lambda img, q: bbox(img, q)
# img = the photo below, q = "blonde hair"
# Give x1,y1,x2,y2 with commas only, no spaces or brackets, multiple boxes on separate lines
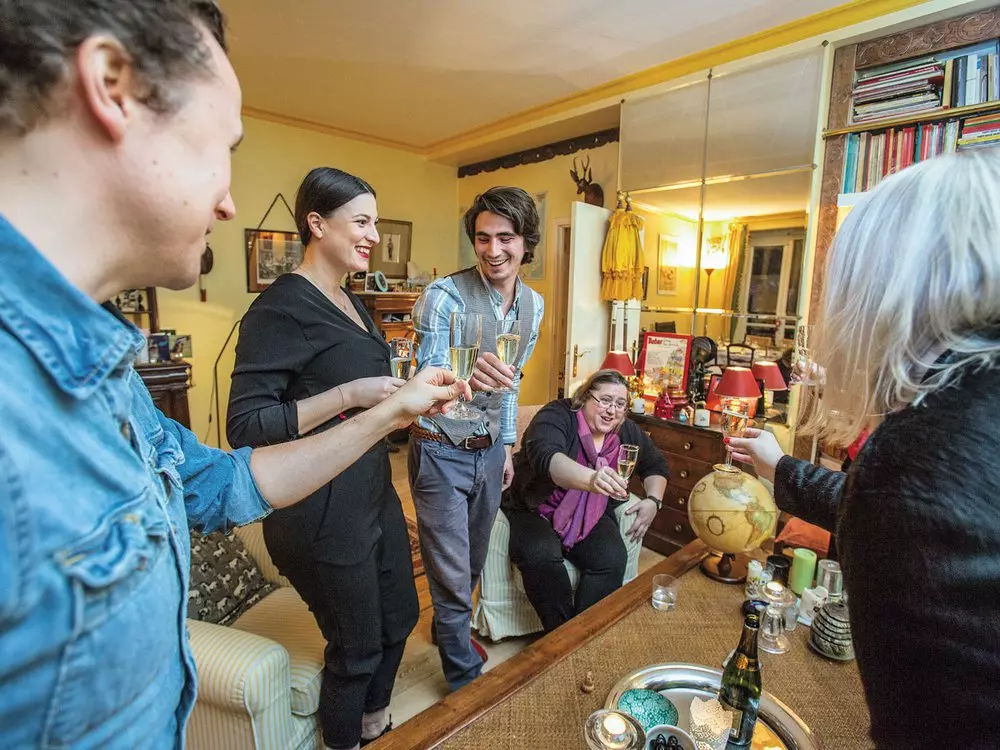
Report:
808,149,1000,444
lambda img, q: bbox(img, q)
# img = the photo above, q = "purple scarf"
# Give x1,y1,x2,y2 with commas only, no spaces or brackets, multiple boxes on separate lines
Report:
538,410,622,549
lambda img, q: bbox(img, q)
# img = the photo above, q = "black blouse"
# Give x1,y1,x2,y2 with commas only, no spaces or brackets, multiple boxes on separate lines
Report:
227,273,398,565
502,399,670,514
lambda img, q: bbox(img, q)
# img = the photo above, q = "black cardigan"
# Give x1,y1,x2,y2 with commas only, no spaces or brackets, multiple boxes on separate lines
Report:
773,358,1000,749
502,399,669,514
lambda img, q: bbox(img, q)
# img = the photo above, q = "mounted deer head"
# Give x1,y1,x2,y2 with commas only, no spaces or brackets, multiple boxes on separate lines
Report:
570,155,605,207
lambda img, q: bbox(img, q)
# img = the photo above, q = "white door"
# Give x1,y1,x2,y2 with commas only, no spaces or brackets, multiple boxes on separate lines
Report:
565,201,613,395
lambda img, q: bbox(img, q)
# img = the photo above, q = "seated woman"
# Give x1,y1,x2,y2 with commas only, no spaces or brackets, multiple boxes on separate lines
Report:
502,370,668,632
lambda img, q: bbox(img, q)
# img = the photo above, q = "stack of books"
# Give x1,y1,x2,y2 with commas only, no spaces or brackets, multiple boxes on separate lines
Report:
957,112,1000,150
851,56,945,124
841,122,959,193
941,41,1000,108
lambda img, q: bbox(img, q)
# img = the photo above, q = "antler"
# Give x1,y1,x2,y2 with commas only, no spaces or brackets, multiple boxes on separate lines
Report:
570,157,581,183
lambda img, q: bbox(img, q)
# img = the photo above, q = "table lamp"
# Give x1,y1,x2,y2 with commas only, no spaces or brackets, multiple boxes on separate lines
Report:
751,360,787,417
600,351,636,377
714,365,761,406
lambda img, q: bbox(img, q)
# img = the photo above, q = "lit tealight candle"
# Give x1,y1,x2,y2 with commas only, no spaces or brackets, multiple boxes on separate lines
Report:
603,713,627,737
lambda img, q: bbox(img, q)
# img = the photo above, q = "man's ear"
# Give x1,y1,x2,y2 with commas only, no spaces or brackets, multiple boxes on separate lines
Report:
75,35,139,143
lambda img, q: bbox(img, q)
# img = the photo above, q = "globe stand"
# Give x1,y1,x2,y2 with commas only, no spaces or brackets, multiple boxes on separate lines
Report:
700,551,749,584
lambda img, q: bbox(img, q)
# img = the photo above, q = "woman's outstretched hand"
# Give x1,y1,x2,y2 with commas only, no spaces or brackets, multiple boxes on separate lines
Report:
725,427,786,483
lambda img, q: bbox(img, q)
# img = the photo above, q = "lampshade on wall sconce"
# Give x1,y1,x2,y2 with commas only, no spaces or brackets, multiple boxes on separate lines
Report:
600,350,636,377
752,360,786,416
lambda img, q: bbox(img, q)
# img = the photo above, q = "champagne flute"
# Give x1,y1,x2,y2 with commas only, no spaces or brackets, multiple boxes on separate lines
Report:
493,319,521,393
792,324,817,385
448,312,482,421
389,337,413,380
721,400,750,468
617,444,639,488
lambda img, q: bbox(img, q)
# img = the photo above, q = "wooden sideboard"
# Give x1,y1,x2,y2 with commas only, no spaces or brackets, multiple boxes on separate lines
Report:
137,361,192,429
629,413,727,556
356,291,420,341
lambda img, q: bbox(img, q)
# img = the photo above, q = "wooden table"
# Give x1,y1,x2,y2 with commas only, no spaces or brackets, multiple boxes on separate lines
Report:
382,541,873,750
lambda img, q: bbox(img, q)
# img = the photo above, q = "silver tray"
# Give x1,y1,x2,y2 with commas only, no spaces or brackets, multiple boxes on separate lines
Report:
606,663,823,750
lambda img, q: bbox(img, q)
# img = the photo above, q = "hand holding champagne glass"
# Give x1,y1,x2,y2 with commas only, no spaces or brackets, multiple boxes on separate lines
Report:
448,312,482,420
493,319,521,393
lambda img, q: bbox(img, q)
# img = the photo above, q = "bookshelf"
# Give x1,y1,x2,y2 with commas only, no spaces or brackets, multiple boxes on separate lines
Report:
809,5,1000,322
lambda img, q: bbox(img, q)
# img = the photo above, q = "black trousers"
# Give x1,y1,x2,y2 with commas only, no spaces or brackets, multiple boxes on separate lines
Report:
263,498,419,749
506,507,627,633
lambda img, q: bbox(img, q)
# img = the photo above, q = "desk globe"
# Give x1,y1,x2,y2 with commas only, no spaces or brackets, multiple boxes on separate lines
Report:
687,464,778,583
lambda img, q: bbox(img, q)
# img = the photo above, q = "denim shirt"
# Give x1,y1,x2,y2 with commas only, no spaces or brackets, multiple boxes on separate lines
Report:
0,215,271,749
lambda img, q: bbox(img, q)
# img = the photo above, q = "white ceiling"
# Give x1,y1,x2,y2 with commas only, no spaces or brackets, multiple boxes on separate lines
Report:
221,0,847,152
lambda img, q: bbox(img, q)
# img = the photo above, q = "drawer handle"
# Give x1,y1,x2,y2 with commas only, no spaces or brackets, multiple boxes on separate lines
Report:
644,430,651,438
679,470,689,479
684,441,693,451
674,524,683,533
677,497,686,507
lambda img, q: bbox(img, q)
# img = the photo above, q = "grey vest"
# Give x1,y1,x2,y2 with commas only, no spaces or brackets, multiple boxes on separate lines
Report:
429,267,536,446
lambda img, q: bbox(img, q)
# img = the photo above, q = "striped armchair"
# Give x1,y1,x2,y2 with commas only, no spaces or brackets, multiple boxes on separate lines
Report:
185,524,324,750
472,405,643,641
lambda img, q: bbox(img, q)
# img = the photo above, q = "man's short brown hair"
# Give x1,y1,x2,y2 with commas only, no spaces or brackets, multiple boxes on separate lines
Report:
0,0,227,136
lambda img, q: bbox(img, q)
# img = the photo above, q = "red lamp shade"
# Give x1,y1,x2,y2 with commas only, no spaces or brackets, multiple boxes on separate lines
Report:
600,350,636,377
752,361,787,391
715,366,761,399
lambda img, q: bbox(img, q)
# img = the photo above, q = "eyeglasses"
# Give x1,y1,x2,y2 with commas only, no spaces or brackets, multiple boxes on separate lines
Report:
590,393,628,412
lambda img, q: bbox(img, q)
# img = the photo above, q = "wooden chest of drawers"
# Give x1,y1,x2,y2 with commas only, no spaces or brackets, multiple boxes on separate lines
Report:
356,292,420,341
630,413,727,556
137,361,192,429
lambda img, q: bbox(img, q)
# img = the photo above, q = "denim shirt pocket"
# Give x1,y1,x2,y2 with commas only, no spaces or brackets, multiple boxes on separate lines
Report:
42,493,179,748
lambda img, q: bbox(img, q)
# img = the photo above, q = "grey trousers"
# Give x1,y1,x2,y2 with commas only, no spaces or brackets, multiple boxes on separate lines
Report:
407,437,506,690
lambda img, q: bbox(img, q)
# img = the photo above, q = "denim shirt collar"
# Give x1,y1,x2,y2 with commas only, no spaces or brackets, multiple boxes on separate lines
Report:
0,214,144,399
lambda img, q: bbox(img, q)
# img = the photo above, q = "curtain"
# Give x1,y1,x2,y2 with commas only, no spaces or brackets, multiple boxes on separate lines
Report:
600,204,645,301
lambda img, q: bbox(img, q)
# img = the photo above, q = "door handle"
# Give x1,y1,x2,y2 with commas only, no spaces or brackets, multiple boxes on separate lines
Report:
572,345,591,378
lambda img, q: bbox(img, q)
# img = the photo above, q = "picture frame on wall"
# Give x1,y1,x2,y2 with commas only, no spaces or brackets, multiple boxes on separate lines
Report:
657,234,679,295
519,192,547,281
369,218,412,278
245,228,304,293
637,331,692,397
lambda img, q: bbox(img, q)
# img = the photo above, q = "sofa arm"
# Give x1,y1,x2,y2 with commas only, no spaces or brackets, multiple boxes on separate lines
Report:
187,618,292,715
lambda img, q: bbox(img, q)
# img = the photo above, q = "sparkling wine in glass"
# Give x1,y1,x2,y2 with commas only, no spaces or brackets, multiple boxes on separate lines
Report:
493,319,521,393
721,402,750,468
389,337,413,379
448,312,482,420
617,444,639,482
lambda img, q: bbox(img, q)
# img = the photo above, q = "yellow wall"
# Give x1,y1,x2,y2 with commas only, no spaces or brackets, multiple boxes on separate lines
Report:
158,116,459,446
457,142,618,406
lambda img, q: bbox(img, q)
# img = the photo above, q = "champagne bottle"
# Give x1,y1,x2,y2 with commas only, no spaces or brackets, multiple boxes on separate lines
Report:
719,611,762,746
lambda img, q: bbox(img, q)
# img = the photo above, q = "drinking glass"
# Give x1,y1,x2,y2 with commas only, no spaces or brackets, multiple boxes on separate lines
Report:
651,574,679,611
389,337,413,380
816,559,844,603
759,604,790,654
448,312,482,420
791,324,818,385
617,444,639,482
720,400,750,467
493,319,521,393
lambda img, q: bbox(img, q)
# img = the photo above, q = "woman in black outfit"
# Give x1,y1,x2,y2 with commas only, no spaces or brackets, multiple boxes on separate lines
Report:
503,370,669,632
227,168,414,750
728,151,1000,749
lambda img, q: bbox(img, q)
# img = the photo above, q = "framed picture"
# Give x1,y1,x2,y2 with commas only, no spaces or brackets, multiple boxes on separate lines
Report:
370,218,412,278
520,192,547,281
637,332,692,396
245,228,304,293
657,234,679,295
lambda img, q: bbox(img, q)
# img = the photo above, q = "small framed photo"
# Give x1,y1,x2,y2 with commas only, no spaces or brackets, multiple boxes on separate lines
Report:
657,235,680,295
246,229,304,293
637,332,692,396
370,219,412,278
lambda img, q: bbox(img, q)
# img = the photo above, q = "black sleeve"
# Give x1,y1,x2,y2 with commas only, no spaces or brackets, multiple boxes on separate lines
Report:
522,401,576,479
772,455,844,532
624,421,669,482
226,304,314,448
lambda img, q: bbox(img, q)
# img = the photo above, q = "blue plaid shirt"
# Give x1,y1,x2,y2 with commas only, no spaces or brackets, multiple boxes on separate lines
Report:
412,270,544,445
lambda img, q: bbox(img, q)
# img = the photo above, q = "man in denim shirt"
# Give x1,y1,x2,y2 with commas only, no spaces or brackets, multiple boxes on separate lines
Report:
0,2,468,748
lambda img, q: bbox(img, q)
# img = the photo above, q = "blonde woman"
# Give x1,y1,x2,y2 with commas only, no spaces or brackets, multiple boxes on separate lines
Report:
728,150,1000,749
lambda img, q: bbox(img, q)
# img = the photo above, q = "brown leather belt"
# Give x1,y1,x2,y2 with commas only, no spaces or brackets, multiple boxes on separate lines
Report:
410,425,493,451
